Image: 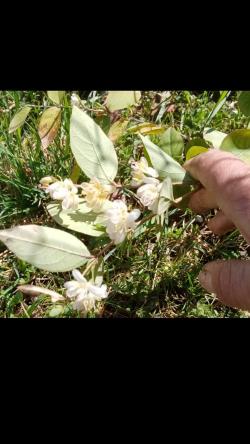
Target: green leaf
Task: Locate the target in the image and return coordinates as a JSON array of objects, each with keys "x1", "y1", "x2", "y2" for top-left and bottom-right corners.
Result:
[
  {"x1": 49, "y1": 305, "x2": 65, "y2": 317},
  {"x1": 159, "y1": 127, "x2": 184, "y2": 161},
  {"x1": 203, "y1": 128, "x2": 227, "y2": 148},
  {"x1": 9, "y1": 106, "x2": 31, "y2": 133},
  {"x1": 0, "y1": 225, "x2": 91, "y2": 272},
  {"x1": 139, "y1": 134, "x2": 188, "y2": 183},
  {"x1": 47, "y1": 91, "x2": 65, "y2": 105},
  {"x1": 91, "y1": 257, "x2": 104, "y2": 285},
  {"x1": 94, "y1": 115, "x2": 111, "y2": 135},
  {"x1": 38, "y1": 106, "x2": 61, "y2": 152},
  {"x1": 157, "y1": 177, "x2": 173, "y2": 215},
  {"x1": 70, "y1": 106, "x2": 118, "y2": 184},
  {"x1": 220, "y1": 129, "x2": 250, "y2": 164},
  {"x1": 106, "y1": 91, "x2": 141, "y2": 112},
  {"x1": 47, "y1": 202, "x2": 105, "y2": 237},
  {"x1": 186, "y1": 146, "x2": 209, "y2": 161},
  {"x1": 185, "y1": 137, "x2": 209, "y2": 152},
  {"x1": 70, "y1": 162, "x2": 81, "y2": 183},
  {"x1": 204, "y1": 91, "x2": 230, "y2": 126},
  {"x1": 238, "y1": 91, "x2": 250, "y2": 117}
]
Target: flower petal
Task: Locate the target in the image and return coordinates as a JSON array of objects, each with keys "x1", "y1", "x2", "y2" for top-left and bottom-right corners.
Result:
[{"x1": 72, "y1": 269, "x2": 87, "y2": 283}]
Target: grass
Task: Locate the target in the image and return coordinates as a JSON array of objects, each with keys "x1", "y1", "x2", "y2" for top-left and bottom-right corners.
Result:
[{"x1": 0, "y1": 90, "x2": 249, "y2": 318}]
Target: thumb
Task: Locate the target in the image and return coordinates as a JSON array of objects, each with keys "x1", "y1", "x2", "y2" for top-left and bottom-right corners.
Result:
[{"x1": 198, "y1": 260, "x2": 250, "y2": 311}]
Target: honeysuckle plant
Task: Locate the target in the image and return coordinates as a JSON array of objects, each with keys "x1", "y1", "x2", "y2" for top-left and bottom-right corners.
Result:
[{"x1": 3, "y1": 90, "x2": 250, "y2": 317}]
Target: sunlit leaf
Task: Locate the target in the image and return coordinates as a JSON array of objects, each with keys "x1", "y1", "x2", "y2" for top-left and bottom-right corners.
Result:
[
  {"x1": 47, "y1": 91, "x2": 65, "y2": 105},
  {"x1": 220, "y1": 129, "x2": 250, "y2": 164},
  {"x1": 38, "y1": 106, "x2": 61, "y2": 152},
  {"x1": 47, "y1": 202, "x2": 105, "y2": 237},
  {"x1": 139, "y1": 134, "x2": 188, "y2": 183},
  {"x1": 0, "y1": 225, "x2": 91, "y2": 272},
  {"x1": 159, "y1": 127, "x2": 184, "y2": 161},
  {"x1": 9, "y1": 106, "x2": 31, "y2": 133},
  {"x1": 203, "y1": 127, "x2": 227, "y2": 148},
  {"x1": 128, "y1": 122, "x2": 165, "y2": 135},
  {"x1": 70, "y1": 106, "x2": 118, "y2": 184},
  {"x1": 186, "y1": 146, "x2": 209, "y2": 160},
  {"x1": 106, "y1": 91, "x2": 141, "y2": 112}
]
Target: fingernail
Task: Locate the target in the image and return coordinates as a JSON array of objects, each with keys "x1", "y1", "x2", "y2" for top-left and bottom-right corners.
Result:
[{"x1": 198, "y1": 268, "x2": 214, "y2": 293}]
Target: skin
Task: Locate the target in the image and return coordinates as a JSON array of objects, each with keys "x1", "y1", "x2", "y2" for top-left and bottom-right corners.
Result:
[{"x1": 184, "y1": 150, "x2": 250, "y2": 311}]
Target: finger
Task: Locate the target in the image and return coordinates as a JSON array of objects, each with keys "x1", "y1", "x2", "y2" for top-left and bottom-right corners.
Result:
[
  {"x1": 184, "y1": 150, "x2": 250, "y2": 243},
  {"x1": 207, "y1": 210, "x2": 235, "y2": 235},
  {"x1": 198, "y1": 260, "x2": 250, "y2": 311},
  {"x1": 188, "y1": 188, "x2": 218, "y2": 213}
]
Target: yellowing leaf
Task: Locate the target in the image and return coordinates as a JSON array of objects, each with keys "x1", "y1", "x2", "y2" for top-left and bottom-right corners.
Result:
[
  {"x1": 186, "y1": 146, "x2": 209, "y2": 160},
  {"x1": 9, "y1": 106, "x2": 31, "y2": 133},
  {"x1": 106, "y1": 91, "x2": 141, "y2": 112},
  {"x1": 38, "y1": 106, "x2": 61, "y2": 153},
  {"x1": 47, "y1": 91, "x2": 65, "y2": 105},
  {"x1": 128, "y1": 122, "x2": 165, "y2": 135},
  {"x1": 108, "y1": 120, "x2": 129, "y2": 142}
]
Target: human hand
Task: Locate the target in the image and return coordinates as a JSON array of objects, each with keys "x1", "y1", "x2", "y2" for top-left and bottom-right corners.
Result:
[{"x1": 184, "y1": 150, "x2": 250, "y2": 311}]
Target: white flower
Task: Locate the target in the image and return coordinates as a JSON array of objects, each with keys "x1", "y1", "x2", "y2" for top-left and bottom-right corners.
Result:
[
  {"x1": 103, "y1": 200, "x2": 141, "y2": 244},
  {"x1": 137, "y1": 179, "x2": 162, "y2": 214},
  {"x1": 131, "y1": 157, "x2": 159, "y2": 188},
  {"x1": 71, "y1": 93, "x2": 81, "y2": 107},
  {"x1": 64, "y1": 269, "x2": 108, "y2": 313},
  {"x1": 46, "y1": 178, "x2": 79, "y2": 211},
  {"x1": 81, "y1": 177, "x2": 115, "y2": 213}
]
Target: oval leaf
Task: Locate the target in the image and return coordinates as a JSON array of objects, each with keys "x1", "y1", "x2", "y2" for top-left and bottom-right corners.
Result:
[
  {"x1": 0, "y1": 225, "x2": 91, "y2": 272},
  {"x1": 38, "y1": 106, "x2": 61, "y2": 151},
  {"x1": 203, "y1": 128, "x2": 227, "y2": 148},
  {"x1": 70, "y1": 106, "x2": 118, "y2": 184},
  {"x1": 47, "y1": 91, "x2": 65, "y2": 105},
  {"x1": 186, "y1": 146, "x2": 209, "y2": 160},
  {"x1": 9, "y1": 106, "x2": 31, "y2": 133},
  {"x1": 139, "y1": 134, "x2": 187, "y2": 184},
  {"x1": 106, "y1": 91, "x2": 141, "y2": 112},
  {"x1": 159, "y1": 127, "x2": 184, "y2": 161},
  {"x1": 47, "y1": 202, "x2": 105, "y2": 237},
  {"x1": 238, "y1": 91, "x2": 250, "y2": 117},
  {"x1": 220, "y1": 129, "x2": 250, "y2": 164}
]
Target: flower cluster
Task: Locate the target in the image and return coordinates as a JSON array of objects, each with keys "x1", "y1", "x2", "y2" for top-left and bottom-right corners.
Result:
[
  {"x1": 64, "y1": 269, "x2": 108, "y2": 314},
  {"x1": 46, "y1": 178, "x2": 79, "y2": 211},
  {"x1": 131, "y1": 157, "x2": 162, "y2": 214},
  {"x1": 81, "y1": 178, "x2": 115, "y2": 213},
  {"x1": 103, "y1": 200, "x2": 141, "y2": 245}
]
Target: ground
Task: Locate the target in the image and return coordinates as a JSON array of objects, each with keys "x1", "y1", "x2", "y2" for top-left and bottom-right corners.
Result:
[{"x1": 0, "y1": 90, "x2": 249, "y2": 318}]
